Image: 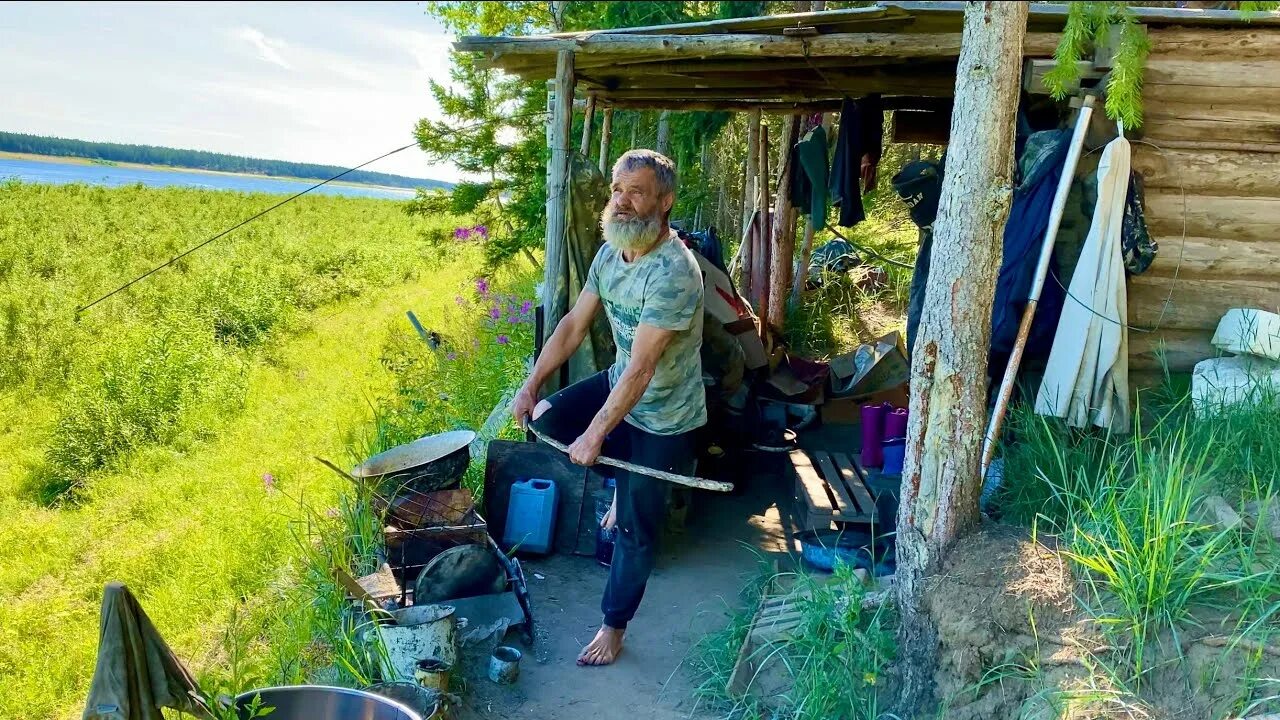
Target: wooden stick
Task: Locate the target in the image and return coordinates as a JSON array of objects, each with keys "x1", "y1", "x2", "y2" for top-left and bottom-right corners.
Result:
[
  {"x1": 979, "y1": 96, "x2": 1095, "y2": 478},
  {"x1": 580, "y1": 93, "x2": 596, "y2": 155},
  {"x1": 598, "y1": 108, "x2": 613, "y2": 174},
  {"x1": 527, "y1": 426, "x2": 734, "y2": 492}
]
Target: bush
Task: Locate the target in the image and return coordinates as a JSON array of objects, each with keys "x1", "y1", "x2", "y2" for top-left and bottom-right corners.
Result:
[{"x1": 42, "y1": 316, "x2": 246, "y2": 497}]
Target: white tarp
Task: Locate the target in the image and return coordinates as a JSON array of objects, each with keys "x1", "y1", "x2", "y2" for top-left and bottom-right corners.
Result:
[{"x1": 1034, "y1": 135, "x2": 1131, "y2": 433}]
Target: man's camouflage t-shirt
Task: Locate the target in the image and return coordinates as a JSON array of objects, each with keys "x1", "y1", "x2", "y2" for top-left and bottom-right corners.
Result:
[{"x1": 584, "y1": 232, "x2": 707, "y2": 436}]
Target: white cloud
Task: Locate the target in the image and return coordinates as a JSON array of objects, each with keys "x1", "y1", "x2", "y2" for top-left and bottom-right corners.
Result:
[{"x1": 235, "y1": 26, "x2": 292, "y2": 70}]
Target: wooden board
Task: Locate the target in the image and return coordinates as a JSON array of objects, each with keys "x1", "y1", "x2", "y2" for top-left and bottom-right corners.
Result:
[
  {"x1": 1144, "y1": 236, "x2": 1280, "y2": 280},
  {"x1": 1149, "y1": 27, "x2": 1280, "y2": 60},
  {"x1": 1143, "y1": 103, "x2": 1280, "y2": 145},
  {"x1": 812, "y1": 452, "x2": 857, "y2": 517},
  {"x1": 1129, "y1": 276, "x2": 1280, "y2": 331},
  {"x1": 1145, "y1": 59, "x2": 1280, "y2": 89},
  {"x1": 1129, "y1": 329, "x2": 1216, "y2": 372},
  {"x1": 791, "y1": 449, "x2": 834, "y2": 520},
  {"x1": 484, "y1": 440, "x2": 604, "y2": 556},
  {"x1": 1133, "y1": 146, "x2": 1280, "y2": 197},
  {"x1": 831, "y1": 452, "x2": 877, "y2": 520},
  {"x1": 1146, "y1": 193, "x2": 1280, "y2": 242}
]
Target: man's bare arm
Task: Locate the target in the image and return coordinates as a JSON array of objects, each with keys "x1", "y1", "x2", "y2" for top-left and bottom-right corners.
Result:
[
  {"x1": 512, "y1": 290, "x2": 602, "y2": 424},
  {"x1": 567, "y1": 322, "x2": 676, "y2": 465}
]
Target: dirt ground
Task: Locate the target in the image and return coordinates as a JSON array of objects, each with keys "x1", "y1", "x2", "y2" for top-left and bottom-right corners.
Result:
[{"x1": 455, "y1": 454, "x2": 793, "y2": 720}]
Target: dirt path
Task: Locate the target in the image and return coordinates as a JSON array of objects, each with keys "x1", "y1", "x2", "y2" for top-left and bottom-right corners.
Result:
[{"x1": 457, "y1": 475, "x2": 790, "y2": 719}]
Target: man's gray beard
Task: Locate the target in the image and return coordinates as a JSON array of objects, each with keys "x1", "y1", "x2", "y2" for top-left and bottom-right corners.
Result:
[{"x1": 601, "y1": 212, "x2": 662, "y2": 253}]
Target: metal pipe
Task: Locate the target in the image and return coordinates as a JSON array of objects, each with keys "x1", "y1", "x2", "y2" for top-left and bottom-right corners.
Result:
[{"x1": 979, "y1": 95, "x2": 1096, "y2": 479}]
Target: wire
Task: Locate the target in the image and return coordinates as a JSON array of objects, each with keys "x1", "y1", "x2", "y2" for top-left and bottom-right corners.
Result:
[
  {"x1": 76, "y1": 111, "x2": 551, "y2": 315},
  {"x1": 824, "y1": 223, "x2": 916, "y2": 270}
]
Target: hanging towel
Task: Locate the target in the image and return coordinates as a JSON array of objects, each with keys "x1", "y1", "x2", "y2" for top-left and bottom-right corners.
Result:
[
  {"x1": 83, "y1": 583, "x2": 212, "y2": 720},
  {"x1": 829, "y1": 95, "x2": 883, "y2": 228},
  {"x1": 790, "y1": 126, "x2": 830, "y2": 228},
  {"x1": 1035, "y1": 136, "x2": 1132, "y2": 433}
]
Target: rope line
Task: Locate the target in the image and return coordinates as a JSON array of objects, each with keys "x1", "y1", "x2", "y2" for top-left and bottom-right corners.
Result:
[{"x1": 76, "y1": 111, "x2": 552, "y2": 315}]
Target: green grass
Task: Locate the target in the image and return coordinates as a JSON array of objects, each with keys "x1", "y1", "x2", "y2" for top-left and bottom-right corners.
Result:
[
  {"x1": 688, "y1": 563, "x2": 895, "y2": 720},
  {"x1": 998, "y1": 382, "x2": 1280, "y2": 704},
  {"x1": 0, "y1": 182, "x2": 537, "y2": 719}
]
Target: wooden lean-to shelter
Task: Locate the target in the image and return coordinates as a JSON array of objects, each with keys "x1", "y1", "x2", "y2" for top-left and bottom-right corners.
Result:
[{"x1": 455, "y1": 1, "x2": 1280, "y2": 384}]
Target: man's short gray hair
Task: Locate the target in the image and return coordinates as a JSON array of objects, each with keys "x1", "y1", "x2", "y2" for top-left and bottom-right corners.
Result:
[{"x1": 612, "y1": 149, "x2": 676, "y2": 197}]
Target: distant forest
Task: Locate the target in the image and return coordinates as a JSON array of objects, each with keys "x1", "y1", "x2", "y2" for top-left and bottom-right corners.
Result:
[{"x1": 0, "y1": 131, "x2": 452, "y2": 190}]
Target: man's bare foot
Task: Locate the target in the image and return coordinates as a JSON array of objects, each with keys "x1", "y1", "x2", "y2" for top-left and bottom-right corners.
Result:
[{"x1": 577, "y1": 625, "x2": 624, "y2": 666}]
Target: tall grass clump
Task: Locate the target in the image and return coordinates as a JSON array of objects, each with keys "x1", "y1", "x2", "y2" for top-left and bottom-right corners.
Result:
[{"x1": 1000, "y1": 382, "x2": 1280, "y2": 685}]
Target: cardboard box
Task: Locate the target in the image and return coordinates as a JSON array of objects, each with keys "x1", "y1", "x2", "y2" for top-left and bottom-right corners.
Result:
[
  {"x1": 828, "y1": 331, "x2": 910, "y2": 399},
  {"x1": 821, "y1": 385, "x2": 911, "y2": 425}
]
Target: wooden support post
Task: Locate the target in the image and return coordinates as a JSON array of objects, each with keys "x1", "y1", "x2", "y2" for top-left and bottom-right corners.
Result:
[
  {"x1": 541, "y1": 48, "x2": 575, "y2": 395},
  {"x1": 580, "y1": 93, "x2": 596, "y2": 156},
  {"x1": 793, "y1": 114, "x2": 832, "y2": 306},
  {"x1": 767, "y1": 114, "x2": 801, "y2": 332},
  {"x1": 742, "y1": 108, "x2": 762, "y2": 234},
  {"x1": 598, "y1": 108, "x2": 613, "y2": 175},
  {"x1": 752, "y1": 124, "x2": 771, "y2": 315}
]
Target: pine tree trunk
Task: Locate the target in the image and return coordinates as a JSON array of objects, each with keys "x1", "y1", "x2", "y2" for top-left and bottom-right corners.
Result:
[
  {"x1": 893, "y1": 1, "x2": 1027, "y2": 714},
  {"x1": 656, "y1": 110, "x2": 672, "y2": 156}
]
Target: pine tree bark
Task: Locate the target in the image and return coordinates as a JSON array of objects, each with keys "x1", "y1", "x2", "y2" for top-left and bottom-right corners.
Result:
[
  {"x1": 893, "y1": 1, "x2": 1027, "y2": 714},
  {"x1": 656, "y1": 110, "x2": 672, "y2": 156}
]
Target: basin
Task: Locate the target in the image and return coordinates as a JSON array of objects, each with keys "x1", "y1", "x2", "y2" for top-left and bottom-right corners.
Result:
[{"x1": 234, "y1": 685, "x2": 422, "y2": 720}]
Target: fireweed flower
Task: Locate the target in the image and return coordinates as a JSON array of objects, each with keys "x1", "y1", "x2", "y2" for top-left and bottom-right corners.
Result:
[
  {"x1": 475, "y1": 278, "x2": 489, "y2": 296},
  {"x1": 489, "y1": 307, "x2": 501, "y2": 319},
  {"x1": 496, "y1": 335, "x2": 510, "y2": 345}
]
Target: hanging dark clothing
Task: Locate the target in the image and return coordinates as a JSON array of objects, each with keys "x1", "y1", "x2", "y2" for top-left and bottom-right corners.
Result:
[
  {"x1": 829, "y1": 95, "x2": 883, "y2": 228},
  {"x1": 1122, "y1": 174, "x2": 1156, "y2": 275},
  {"x1": 989, "y1": 128, "x2": 1071, "y2": 368},
  {"x1": 789, "y1": 126, "x2": 830, "y2": 228}
]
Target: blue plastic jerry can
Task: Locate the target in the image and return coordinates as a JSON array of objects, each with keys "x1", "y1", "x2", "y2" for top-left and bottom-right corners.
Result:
[{"x1": 503, "y1": 478, "x2": 559, "y2": 554}]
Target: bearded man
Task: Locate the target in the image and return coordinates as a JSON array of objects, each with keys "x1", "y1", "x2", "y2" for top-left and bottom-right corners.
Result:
[{"x1": 512, "y1": 149, "x2": 706, "y2": 667}]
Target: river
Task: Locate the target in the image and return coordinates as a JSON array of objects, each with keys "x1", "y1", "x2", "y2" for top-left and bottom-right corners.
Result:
[{"x1": 0, "y1": 155, "x2": 419, "y2": 199}]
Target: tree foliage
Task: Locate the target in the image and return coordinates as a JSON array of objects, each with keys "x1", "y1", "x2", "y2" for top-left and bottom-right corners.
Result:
[{"x1": 416, "y1": 1, "x2": 765, "y2": 269}]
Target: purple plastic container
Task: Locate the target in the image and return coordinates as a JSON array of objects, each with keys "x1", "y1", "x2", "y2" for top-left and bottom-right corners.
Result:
[
  {"x1": 884, "y1": 407, "x2": 909, "y2": 441},
  {"x1": 860, "y1": 403, "x2": 886, "y2": 467}
]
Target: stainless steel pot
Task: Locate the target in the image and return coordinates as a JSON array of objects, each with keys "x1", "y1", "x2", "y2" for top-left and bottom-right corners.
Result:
[{"x1": 233, "y1": 685, "x2": 422, "y2": 720}]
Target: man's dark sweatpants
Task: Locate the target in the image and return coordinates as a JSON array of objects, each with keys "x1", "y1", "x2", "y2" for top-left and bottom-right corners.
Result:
[{"x1": 531, "y1": 371, "x2": 698, "y2": 630}]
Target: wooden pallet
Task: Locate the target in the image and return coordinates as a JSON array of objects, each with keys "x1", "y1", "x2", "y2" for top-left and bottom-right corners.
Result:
[{"x1": 791, "y1": 449, "x2": 877, "y2": 530}]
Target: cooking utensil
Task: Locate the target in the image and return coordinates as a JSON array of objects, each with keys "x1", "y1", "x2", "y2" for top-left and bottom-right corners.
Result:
[
  {"x1": 354, "y1": 430, "x2": 477, "y2": 493},
  {"x1": 233, "y1": 686, "x2": 422, "y2": 720},
  {"x1": 412, "y1": 544, "x2": 506, "y2": 603}
]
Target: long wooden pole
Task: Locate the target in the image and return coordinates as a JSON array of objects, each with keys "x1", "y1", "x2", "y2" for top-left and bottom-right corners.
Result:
[
  {"x1": 458, "y1": 31, "x2": 1062, "y2": 60},
  {"x1": 528, "y1": 426, "x2": 733, "y2": 492},
  {"x1": 742, "y1": 108, "x2": 761, "y2": 237},
  {"x1": 753, "y1": 124, "x2": 771, "y2": 315},
  {"x1": 767, "y1": 114, "x2": 801, "y2": 332},
  {"x1": 580, "y1": 93, "x2": 596, "y2": 156},
  {"x1": 541, "y1": 48, "x2": 575, "y2": 395},
  {"x1": 979, "y1": 96, "x2": 1096, "y2": 478},
  {"x1": 656, "y1": 110, "x2": 672, "y2": 155},
  {"x1": 598, "y1": 108, "x2": 613, "y2": 174}
]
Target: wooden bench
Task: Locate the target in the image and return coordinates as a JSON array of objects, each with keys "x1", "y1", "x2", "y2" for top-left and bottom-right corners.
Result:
[{"x1": 791, "y1": 449, "x2": 878, "y2": 530}]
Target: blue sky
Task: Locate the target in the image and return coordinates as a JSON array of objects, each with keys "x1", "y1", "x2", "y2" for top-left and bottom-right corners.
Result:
[{"x1": 0, "y1": 1, "x2": 463, "y2": 182}]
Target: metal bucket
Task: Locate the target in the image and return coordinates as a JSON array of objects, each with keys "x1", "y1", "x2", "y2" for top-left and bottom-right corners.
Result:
[{"x1": 233, "y1": 685, "x2": 422, "y2": 720}]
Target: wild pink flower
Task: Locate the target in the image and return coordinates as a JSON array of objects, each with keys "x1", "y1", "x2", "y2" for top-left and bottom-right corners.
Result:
[
  {"x1": 446, "y1": 352, "x2": 457, "y2": 361},
  {"x1": 475, "y1": 278, "x2": 489, "y2": 296},
  {"x1": 454, "y1": 227, "x2": 471, "y2": 240},
  {"x1": 496, "y1": 335, "x2": 510, "y2": 345},
  {"x1": 262, "y1": 473, "x2": 275, "y2": 491},
  {"x1": 455, "y1": 295, "x2": 465, "y2": 306},
  {"x1": 474, "y1": 224, "x2": 489, "y2": 238},
  {"x1": 520, "y1": 300, "x2": 533, "y2": 314},
  {"x1": 489, "y1": 307, "x2": 501, "y2": 319}
]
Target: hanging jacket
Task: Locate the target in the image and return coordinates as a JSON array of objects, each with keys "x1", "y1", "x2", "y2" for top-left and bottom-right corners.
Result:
[
  {"x1": 790, "y1": 126, "x2": 830, "y2": 228},
  {"x1": 829, "y1": 95, "x2": 883, "y2": 228}
]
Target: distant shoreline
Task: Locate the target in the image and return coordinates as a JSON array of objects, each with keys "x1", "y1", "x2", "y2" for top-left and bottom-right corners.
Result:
[{"x1": 0, "y1": 150, "x2": 419, "y2": 193}]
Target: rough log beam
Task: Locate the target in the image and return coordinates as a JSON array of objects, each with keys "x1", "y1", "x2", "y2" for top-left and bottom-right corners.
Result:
[
  {"x1": 541, "y1": 49, "x2": 575, "y2": 396},
  {"x1": 457, "y1": 31, "x2": 1062, "y2": 61},
  {"x1": 598, "y1": 108, "x2": 613, "y2": 174},
  {"x1": 767, "y1": 114, "x2": 802, "y2": 332}
]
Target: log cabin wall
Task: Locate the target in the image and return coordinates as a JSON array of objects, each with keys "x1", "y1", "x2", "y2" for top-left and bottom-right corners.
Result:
[{"x1": 1129, "y1": 27, "x2": 1280, "y2": 376}]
